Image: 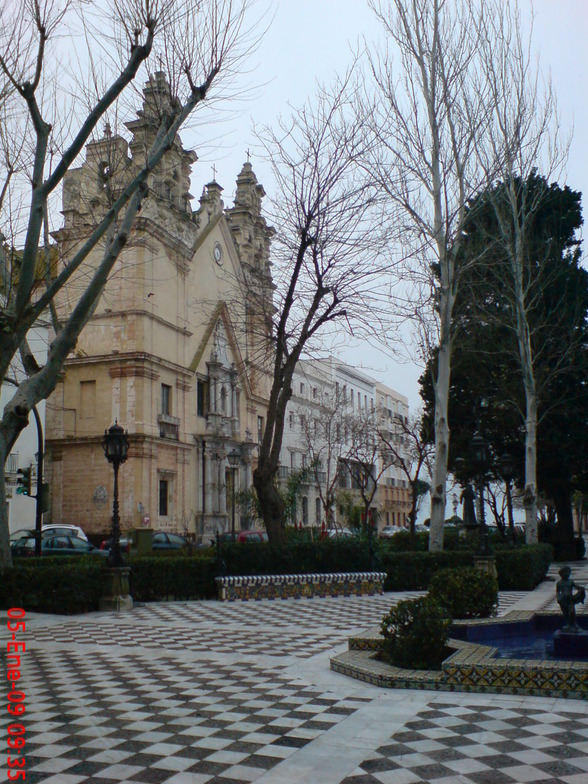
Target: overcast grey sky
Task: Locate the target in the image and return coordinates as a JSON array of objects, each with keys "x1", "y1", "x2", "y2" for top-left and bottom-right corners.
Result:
[{"x1": 191, "y1": 0, "x2": 587, "y2": 409}]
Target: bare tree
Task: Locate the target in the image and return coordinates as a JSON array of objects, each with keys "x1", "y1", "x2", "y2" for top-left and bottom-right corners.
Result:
[
  {"x1": 379, "y1": 411, "x2": 433, "y2": 546},
  {"x1": 361, "y1": 0, "x2": 557, "y2": 550},
  {"x1": 471, "y1": 5, "x2": 569, "y2": 543},
  {"x1": 296, "y1": 384, "x2": 351, "y2": 528},
  {"x1": 251, "y1": 73, "x2": 386, "y2": 542},
  {"x1": 361, "y1": 0, "x2": 494, "y2": 551},
  {"x1": 0, "y1": 0, "x2": 262, "y2": 568},
  {"x1": 340, "y1": 409, "x2": 392, "y2": 530}
]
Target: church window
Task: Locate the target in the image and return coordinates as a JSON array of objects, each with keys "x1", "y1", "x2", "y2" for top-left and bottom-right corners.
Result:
[
  {"x1": 161, "y1": 384, "x2": 172, "y2": 415},
  {"x1": 159, "y1": 479, "x2": 169, "y2": 517},
  {"x1": 197, "y1": 380, "x2": 208, "y2": 417}
]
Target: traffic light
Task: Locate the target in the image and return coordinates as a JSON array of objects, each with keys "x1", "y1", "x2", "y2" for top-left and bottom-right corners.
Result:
[{"x1": 16, "y1": 466, "x2": 32, "y2": 496}]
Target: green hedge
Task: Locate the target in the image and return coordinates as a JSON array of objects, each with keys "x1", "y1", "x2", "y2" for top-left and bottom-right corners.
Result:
[
  {"x1": 494, "y1": 543, "x2": 552, "y2": 590},
  {"x1": 129, "y1": 555, "x2": 217, "y2": 601},
  {"x1": 0, "y1": 557, "x2": 104, "y2": 614},
  {"x1": 380, "y1": 550, "x2": 474, "y2": 590},
  {"x1": 217, "y1": 538, "x2": 373, "y2": 576},
  {"x1": 380, "y1": 531, "x2": 429, "y2": 552},
  {"x1": 0, "y1": 541, "x2": 553, "y2": 611}
]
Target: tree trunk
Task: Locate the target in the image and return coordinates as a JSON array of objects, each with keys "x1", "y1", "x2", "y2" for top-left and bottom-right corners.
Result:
[
  {"x1": 429, "y1": 325, "x2": 451, "y2": 551},
  {"x1": 408, "y1": 484, "x2": 418, "y2": 549},
  {"x1": 552, "y1": 484, "x2": 576, "y2": 561},
  {"x1": 253, "y1": 463, "x2": 285, "y2": 543},
  {"x1": 523, "y1": 397, "x2": 538, "y2": 543}
]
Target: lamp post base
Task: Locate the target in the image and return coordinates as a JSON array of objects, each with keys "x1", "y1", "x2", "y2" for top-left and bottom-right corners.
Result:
[
  {"x1": 473, "y1": 554, "x2": 497, "y2": 579},
  {"x1": 100, "y1": 566, "x2": 133, "y2": 612}
]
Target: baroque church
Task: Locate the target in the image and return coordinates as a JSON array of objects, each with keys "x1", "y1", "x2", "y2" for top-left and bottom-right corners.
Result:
[{"x1": 45, "y1": 73, "x2": 274, "y2": 539}]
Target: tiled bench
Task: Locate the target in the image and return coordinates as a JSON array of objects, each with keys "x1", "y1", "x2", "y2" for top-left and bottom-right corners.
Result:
[{"x1": 215, "y1": 572, "x2": 387, "y2": 601}]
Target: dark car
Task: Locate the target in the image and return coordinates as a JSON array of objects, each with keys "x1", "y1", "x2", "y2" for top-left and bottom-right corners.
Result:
[
  {"x1": 99, "y1": 531, "x2": 188, "y2": 553},
  {"x1": 11, "y1": 535, "x2": 108, "y2": 558},
  {"x1": 152, "y1": 531, "x2": 189, "y2": 550}
]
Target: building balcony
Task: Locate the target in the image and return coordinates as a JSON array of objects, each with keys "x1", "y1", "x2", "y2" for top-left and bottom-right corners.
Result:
[{"x1": 158, "y1": 413, "x2": 180, "y2": 440}]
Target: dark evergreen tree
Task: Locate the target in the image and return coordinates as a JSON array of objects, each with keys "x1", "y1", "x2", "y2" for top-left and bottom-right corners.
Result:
[{"x1": 420, "y1": 174, "x2": 586, "y2": 558}]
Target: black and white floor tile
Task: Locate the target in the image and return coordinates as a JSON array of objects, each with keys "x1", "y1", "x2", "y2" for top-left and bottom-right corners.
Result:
[
  {"x1": 341, "y1": 702, "x2": 588, "y2": 784},
  {"x1": 4, "y1": 586, "x2": 588, "y2": 783}
]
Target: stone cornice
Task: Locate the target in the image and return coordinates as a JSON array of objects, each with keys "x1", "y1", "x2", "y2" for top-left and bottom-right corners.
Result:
[
  {"x1": 45, "y1": 433, "x2": 193, "y2": 454},
  {"x1": 64, "y1": 351, "x2": 192, "y2": 378},
  {"x1": 133, "y1": 216, "x2": 197, "y2": 268},
  {"x1": 88, "y1": 309, "x2": 192, "y2": 337}
]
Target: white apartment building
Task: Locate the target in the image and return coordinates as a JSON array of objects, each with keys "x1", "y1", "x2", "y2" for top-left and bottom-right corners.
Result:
[
  {"x1": 376, "y1": 383, "x2": 411, "y2": 527},
  {"x1": 279, "y1": 357, "x2": 411, "y2": 530}
]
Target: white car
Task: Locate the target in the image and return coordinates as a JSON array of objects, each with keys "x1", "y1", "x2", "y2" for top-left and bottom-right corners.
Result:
[
  {"x1": 42, "y1": 524, "x2": 89, "y2": 541},
  {"x1": 379, "y1": 525, "x2": 406, "y2": 538},
  {"x1": 327, "y1": 527, "x2": 358, "y2": 538}
]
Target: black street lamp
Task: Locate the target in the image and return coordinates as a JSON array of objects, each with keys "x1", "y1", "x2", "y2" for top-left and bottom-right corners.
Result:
[
  {"x1": 227, "y1": 449, "x2": 240, "y2": 540},
  {"x1": 469, "y1": 428, "x2": 491, "y2": 557},
  {"x1": 500, "y1": 452, "x2": 516, "y2": 543},
  {"x1": 102, "y1": 420, "x2": 129, "y2": 567}
]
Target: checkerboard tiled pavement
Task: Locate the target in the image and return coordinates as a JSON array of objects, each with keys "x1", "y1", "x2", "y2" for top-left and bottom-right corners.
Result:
[
  {"x1": 340, "y1": 702, "x2": 588, "y2": 784},
  {"x1": 4, "y1": 573, "x2": 588, "y2": 784}
]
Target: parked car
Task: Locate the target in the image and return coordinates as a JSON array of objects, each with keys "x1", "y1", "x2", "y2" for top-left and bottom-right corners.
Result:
[
  {"x1": 10, "y1": 527, "x2": 36, "y2": 542},
  {"x1": 379, "y1": 525, "x2": 405, "y2": 538},
  {"x1": 11, "y1": 535, "x2": 107, "y2": 558},
  {"x1": 42, "y1": 524, "x2": 89, "y2": 541},
  {"x1": 152, "y1": 531, "x2": 189, "y2": 550},
  {"x1": 100, "y1": 531, "x2": 189, "y2": 553},
  {"x1": 326, "y1": 527, "x2": 358, "y2": 538},
  {"x1": 10, "y1": 524, "x2": 89, "y2": 543},
  {"x1": 218, "y1": 530, "x2": 268, "y2": 543}
]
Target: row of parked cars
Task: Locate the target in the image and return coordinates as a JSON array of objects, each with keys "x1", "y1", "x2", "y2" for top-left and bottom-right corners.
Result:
[{"x1": 9, "y1": 525, "x2": 191, "y2": 558}]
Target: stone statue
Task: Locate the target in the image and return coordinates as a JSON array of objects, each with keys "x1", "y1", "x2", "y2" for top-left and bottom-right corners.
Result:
[
  {"x1": 556, "y1": 566, "x2": 586, "y2": 632},
  {"x1": 461, "y1": 483, "x2": 477, "y2": 529}
]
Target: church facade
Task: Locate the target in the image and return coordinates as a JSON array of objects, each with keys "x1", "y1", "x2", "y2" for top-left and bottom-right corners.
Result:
[{"x1": 45, "y1": 74, "x2": 274, "y2": 539}]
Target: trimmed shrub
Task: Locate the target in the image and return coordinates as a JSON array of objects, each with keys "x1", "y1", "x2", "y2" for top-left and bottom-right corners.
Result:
[
  {"x1": 0, "y1": 557, "x2": 103, "y2": 614},
  {"x1": 380, "y1": 596, "x2": 451, "y2": 669},
  {"x1": 494, "y1": 543, "x2": 552, "y2": 590},
  {"x1": 429, "y1": 567, "x2": 498, "y2": 619}
]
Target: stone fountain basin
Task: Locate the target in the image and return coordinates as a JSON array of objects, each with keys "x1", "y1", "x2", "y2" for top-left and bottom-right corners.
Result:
[
  {"x1": 450, "y1": 613, "x2": 588, "y2": 660},
  {"x1": 331, "y1": 611, "x2": 588, "y2": 700},
  {"x1": 443, "y1": 612, "x2": 588, "y2": 698}
]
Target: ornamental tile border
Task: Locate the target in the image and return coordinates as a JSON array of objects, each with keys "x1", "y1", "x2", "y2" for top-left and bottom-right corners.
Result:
[
  {"x1": 215, "y1": 571, "x2": 387, "y2": 601},
  {"x1": 331, "y1": 610, "x2": 588, "y2": 700}
]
